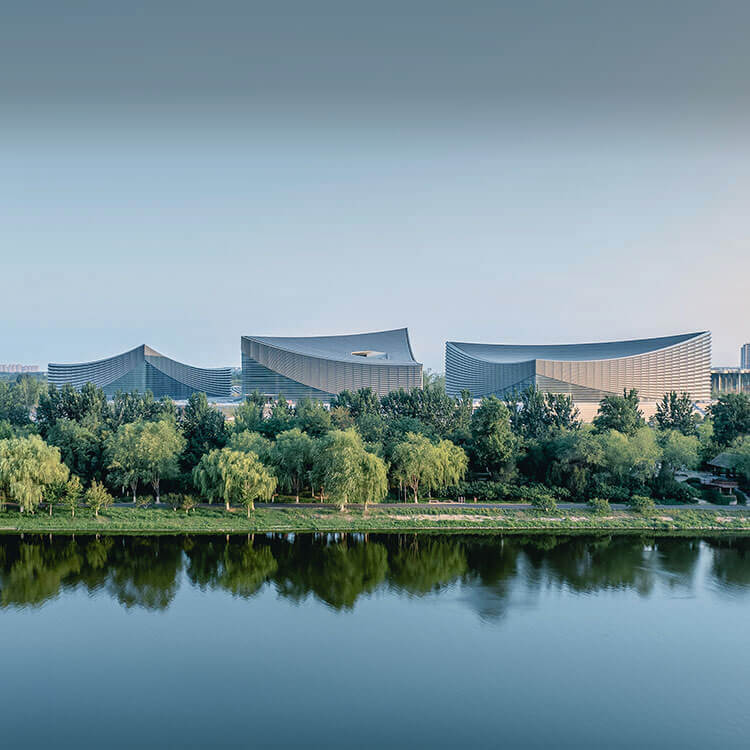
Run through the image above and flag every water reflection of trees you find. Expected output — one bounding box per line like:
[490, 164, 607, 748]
[0, 533, 745, 612]
[705, 538, 750, 589]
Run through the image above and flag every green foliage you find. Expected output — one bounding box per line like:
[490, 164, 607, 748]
[228, 431, 273, 463]
[46, 417, 107, 485]
[193, 447, 276, 513]
[598, 428, 660, 485]
[106, 419, 184, 502]
[331, 388, 381, 419]
[588, 497, 611, 514]
[293, 398, 331, 437]
[60, 475, 83, 517]
[470, 397, 517, 477]
[628, 495, 655, 515]
[702, 486, 732, 505]
[233, 398, 264, 434]
[180, 392, 227, 470]
[313, 429, 388, 510]
[0, 376, 43, 426]
[0, 435, 69, 512]
[530, 494, 557, 513]
[507, 386, 552, 440]
[181, 494, 198, 514]
[259, 396, 295, 438]
[659, 430, 699, 472]
[36, 382, 108, 436]
[711, 393, 750, 447]
[85, 480, 113, 517]
[732, 436, 750, 484]
[590, 478, 630, 502]
[651, 477, 699, 504]
[390, 432, 467, 503]
[165, 492, 199, 514]
[271, 428, 314, 501]
[593, 389, 644, 436]
[109, 391, 176, 429]
[654, 392, 696, 435]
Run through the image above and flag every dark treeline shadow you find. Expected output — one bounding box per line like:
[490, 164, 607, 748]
[0, 533, 744, 613]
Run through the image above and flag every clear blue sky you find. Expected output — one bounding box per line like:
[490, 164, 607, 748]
[2, 1, 749, 370]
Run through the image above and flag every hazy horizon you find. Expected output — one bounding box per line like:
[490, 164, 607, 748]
[3, 1, 749, 371]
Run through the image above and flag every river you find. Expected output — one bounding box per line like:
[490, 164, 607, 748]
[1, 533, 749, 748]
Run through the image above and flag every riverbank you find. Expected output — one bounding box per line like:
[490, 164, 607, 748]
[3, 504, 750, 534]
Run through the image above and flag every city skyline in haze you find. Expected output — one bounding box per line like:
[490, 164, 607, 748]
[3, 1, 749, 371]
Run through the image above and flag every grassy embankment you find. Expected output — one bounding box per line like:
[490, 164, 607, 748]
[3, 501, 750, 535]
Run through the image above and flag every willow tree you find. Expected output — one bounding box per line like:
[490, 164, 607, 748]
[271, 428, 313, 502]
[226, 452, 277, 516]
[192, 449, 228, 508]
[391, 433, 467, 503]
[313, 429, 386, 511]
[359, 450, 388, 513]
[0, 435, 69, 513]
[390, 432, 438, 503]
[193, 448, 276, 513]
[434, 439, 468, 497]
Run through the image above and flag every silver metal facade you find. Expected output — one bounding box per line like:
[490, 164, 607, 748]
[446, 332, 712, 402]
[48, 345, 232, 399]
[241, 328, 423, 400]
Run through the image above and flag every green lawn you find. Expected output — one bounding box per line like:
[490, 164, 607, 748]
[3, 504, 750, 535]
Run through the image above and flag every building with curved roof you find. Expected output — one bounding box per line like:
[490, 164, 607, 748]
[241, 328, 422, 401]
[48, 345, 232, 399]
[446, 332, 711, 403]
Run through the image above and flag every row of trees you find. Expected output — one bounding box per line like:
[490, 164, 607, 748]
[1, 373, 749, 514]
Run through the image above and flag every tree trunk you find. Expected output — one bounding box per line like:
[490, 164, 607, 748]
[131, 482, 137, 504]
[153, 478, 160, 503]
[413, 485, 419, 503]
[225, 500, 230, 511]
[247, 504, 251, 518]
[49, 503, 52, 516]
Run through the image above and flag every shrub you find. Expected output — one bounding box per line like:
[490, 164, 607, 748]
[652, 477, 700, 504]
[181, 495, 198, 514]
[591, 480, 630, 502]
[135, 495, 152, 508]
[529, 494, 557, 513]
[588, 497, 610, 515]
[703, 486, 732, 505]
[163, 493, 183, 511]
[629, 495, 655, 515]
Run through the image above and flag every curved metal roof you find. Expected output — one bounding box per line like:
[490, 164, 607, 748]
[447, 332, 708, 363]
[49, 344, 228, 375]
[242, 328, 421, 366]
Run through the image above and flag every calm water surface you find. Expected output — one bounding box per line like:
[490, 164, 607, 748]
[2, 532, 750, 748]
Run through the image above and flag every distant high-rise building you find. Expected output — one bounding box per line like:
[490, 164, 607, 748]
[0, 364, 40, 373]
[742, 343, 750, 369]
